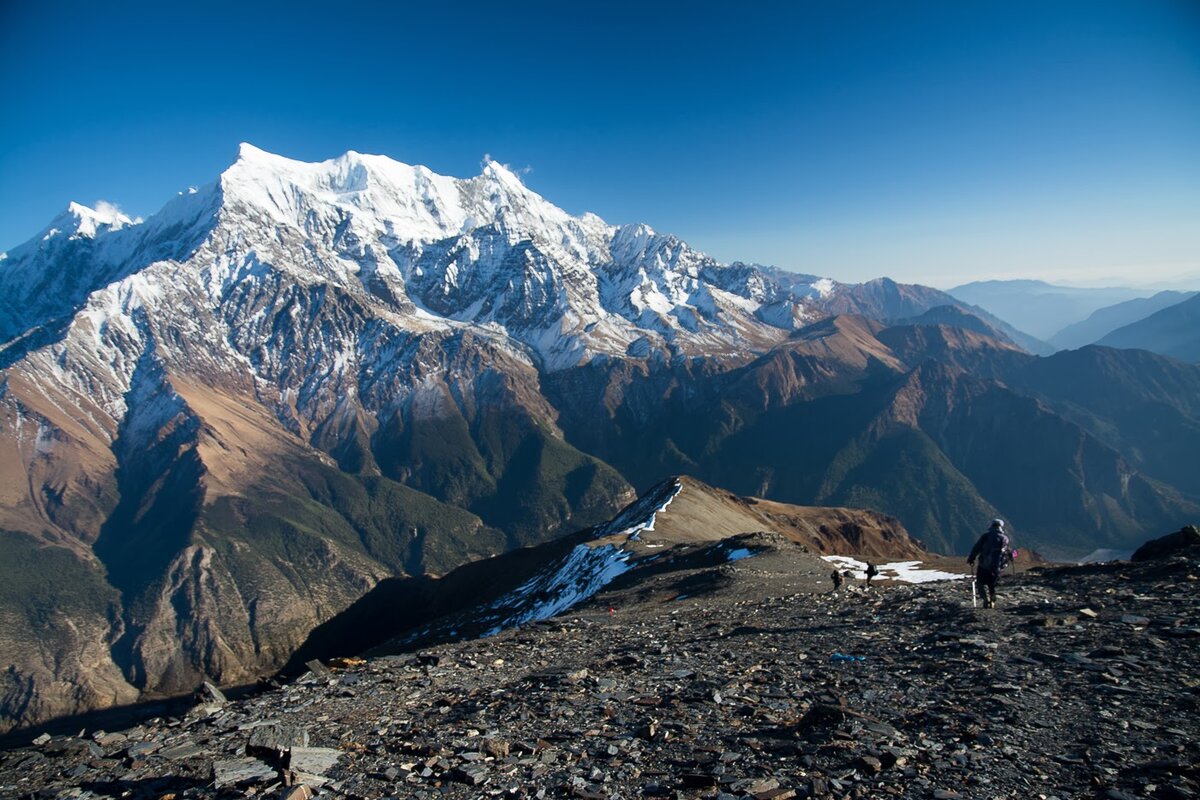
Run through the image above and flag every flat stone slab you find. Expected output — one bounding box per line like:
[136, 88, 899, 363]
[157, 742, 206, 760]
[248, 723, 309, 759]
[288, 746, 340, 776]
[213, 757, 277, 788]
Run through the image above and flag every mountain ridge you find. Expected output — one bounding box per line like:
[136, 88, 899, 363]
[1049, 289, 1197, 349]
[947, 279, 1154, 341]
[1096, 293, 1200, 363]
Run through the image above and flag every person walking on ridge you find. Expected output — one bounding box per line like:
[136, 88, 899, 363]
[968, 518, 1011, 608]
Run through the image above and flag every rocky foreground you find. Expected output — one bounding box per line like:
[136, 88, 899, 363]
[2, 549, 1198, 800]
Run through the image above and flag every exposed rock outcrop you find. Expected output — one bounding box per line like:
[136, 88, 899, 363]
[1132, 525, 1200, 561]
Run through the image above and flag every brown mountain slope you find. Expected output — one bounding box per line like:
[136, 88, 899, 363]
[546, 318, 1200, 556]
[5, 308, 1198, 733]
[605, 476, 925, 561]
[0, 336, 628, 734]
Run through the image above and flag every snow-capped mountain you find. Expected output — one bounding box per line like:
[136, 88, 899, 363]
[2, 144, 835, 376]
[0, 144, 861, 507]
[0, 144, 854, 732]
[6, 144, 1196, 735]
[0, 144, 926, 539]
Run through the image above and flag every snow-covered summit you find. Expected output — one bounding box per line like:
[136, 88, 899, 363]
[147, 144, 845, 367]
[33, 200, 138, 245]
[0, 144, 857, 436]
[218, 143, 577, 249]
[0, 144, 866, 497]
[223, 142, 464, 240]
[62, 201, 137, 237]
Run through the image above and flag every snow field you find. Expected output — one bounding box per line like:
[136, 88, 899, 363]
[823, 555, 966, 584]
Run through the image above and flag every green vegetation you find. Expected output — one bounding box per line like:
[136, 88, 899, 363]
[0, 531, 116, 634]
[825, 428, 999, 554]
[373, 404, 629, 548]
[202, 459, 505, 578]
[374, 407, 495, 507]
[472, 421, 630, 547]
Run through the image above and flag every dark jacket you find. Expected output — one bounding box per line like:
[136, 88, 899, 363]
[968, 528, 1010, 574]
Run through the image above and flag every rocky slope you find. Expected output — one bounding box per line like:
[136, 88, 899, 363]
[283, 475, 928, 669]
[4, 529, 1197, 800]
[2, 145, 1198, 733]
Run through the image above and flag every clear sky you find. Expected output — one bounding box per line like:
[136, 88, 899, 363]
[2, 0, 1198, 288]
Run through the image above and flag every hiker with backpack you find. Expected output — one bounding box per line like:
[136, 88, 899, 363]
[968, 518, 1012, 608]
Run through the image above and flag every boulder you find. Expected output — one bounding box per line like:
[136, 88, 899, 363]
[1131, 525, 1200, 562]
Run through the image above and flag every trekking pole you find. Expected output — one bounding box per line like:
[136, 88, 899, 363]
[971, 578, 977, 608]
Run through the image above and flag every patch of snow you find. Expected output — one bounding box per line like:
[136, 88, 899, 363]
[593, 479, 682, 540]
[1078, 549, 1132, 564]
[483, 543, 634, 635]
[707, 286, 762, 314]
[880, 561, 968, 584]
[823, 555, 966, 584]
[472, 480, 686, 637]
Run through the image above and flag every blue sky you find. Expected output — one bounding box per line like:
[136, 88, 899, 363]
[2, 0, 1197, 287]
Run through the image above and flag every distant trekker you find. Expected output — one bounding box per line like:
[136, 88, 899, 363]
[968, 518, 1011, 608]
[864, 563, 879, 585]
[831, 569, 843, 592]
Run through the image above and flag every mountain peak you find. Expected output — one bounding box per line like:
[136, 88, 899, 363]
[234, 141, 295, 165]
[230, 143, 409, 185]
[219, 145, 564, 244]
[476, 158, 552, 212]
[236, 141, 266, 159]
[481, 156, 520, 181]
[48, 200, 136, 239]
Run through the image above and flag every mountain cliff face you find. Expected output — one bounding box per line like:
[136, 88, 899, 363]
[2, 145, 1197, 732]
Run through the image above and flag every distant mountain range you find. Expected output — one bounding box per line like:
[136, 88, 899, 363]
[1050, 290, 1197, 350]
[1, 145, 1197, 732]
[948, 279, 1154, 341]
[1097, 292, 1200, 363]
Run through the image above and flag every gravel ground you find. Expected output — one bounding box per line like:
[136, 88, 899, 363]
[2, 545, 1197, 800]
